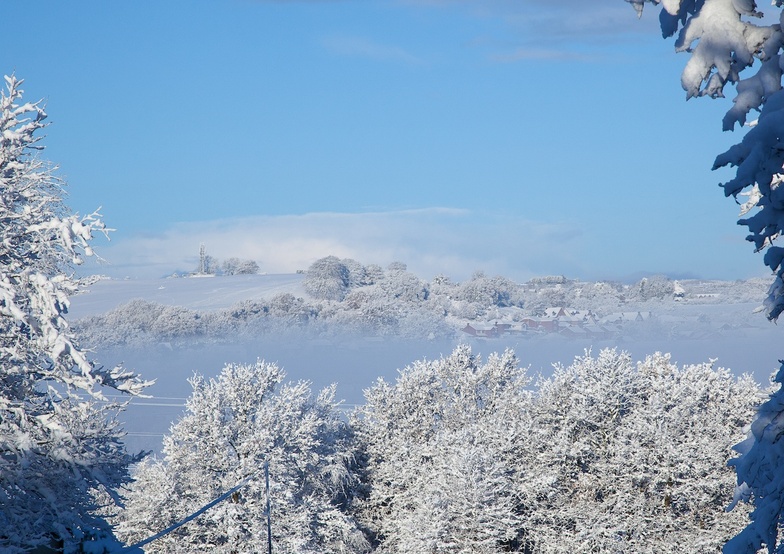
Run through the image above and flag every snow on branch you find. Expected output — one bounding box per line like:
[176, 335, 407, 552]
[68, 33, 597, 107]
[0, 73, 149, 552]
[629, 1, 784, 320]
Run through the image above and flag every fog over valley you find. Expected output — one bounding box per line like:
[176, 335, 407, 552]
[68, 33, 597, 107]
[69, 267, 781, 455]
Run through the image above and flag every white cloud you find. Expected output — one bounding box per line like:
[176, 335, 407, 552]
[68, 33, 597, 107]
[489, 47, 595, 63]
[322, 35, 425, 65]
[90, 208, 585, 281]
[393, 0, 664, 64]
[400, 0, 660, 38]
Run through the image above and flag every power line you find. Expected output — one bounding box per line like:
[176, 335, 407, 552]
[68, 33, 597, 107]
[118, 461, 273, 553]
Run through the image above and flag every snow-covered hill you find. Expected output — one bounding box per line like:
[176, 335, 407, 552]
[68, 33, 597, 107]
[68, 273, 305, 318]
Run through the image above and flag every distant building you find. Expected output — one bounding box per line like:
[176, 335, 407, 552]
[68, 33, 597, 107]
[461, 323, 501, 338]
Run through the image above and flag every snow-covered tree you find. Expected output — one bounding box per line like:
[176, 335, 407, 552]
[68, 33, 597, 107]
[724, 360, 784, 554]
[525, 350, 758, 553]
[633, 274, 675, 302]
[378, 265, 429, 303]
[0, 74, 148, 552]
[457, 271, 523, 307]
[364, 263, 385, 285]
[342, 257, 371, 288]
[117, 360, 369, 553]
[356, 346, 533, 552]
[266, 292, 312, 324]
[356, 345, 758, 553]
[304, 255, 350, 301]
[392, 435, 522, 554]
[151, 304, 204, 340]
[222, 257, 259, 275]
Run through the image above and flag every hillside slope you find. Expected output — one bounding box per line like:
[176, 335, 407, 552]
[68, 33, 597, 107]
[69, 273, 305, 318]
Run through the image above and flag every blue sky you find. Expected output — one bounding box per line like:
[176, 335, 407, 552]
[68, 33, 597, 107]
[1, 0, 768, 281]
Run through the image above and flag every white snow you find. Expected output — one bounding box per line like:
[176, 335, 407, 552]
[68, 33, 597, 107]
[68, 273, 305, 318]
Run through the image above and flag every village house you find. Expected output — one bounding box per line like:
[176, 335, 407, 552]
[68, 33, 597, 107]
[461, 307, 609, 340]
[461, 323, 503, 338]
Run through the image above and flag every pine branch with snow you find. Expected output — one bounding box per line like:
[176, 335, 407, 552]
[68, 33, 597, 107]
[629, 0, 784, 320]
[623, 4, 784, 549]
[0, 74, 149, 553]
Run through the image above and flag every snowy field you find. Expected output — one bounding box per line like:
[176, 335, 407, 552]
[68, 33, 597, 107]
[69, 274, 784, 455]
[68, 273, 306, 318]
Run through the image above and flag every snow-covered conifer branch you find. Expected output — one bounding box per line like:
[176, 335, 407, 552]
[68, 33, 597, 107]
[0, 74, 148, 552]
[625, 3, 784, 551]
[629, 0, 784, 320]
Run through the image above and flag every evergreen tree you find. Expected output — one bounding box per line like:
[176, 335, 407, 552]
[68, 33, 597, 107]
[0, 74, 148, 552]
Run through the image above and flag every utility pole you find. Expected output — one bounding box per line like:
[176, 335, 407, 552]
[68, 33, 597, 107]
[265, 460, 272, 554]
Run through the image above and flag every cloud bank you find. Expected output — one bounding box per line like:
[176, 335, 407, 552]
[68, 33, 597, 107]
[91, 209, 585, 281]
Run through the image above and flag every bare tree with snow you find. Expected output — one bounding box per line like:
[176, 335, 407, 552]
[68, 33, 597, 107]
[356, 345, 758, 553]
[526, 350, 757, 553]
[356, 346, 533, 552]
[117, 360, 369, 553]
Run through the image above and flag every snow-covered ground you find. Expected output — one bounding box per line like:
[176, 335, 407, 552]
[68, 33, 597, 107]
[69, 273, 305, 318]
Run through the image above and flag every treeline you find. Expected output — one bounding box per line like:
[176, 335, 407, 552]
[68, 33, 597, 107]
[114, 346, 759, 553]
[75, 258, 523, 345]
[189, 250, 260, 276]
[75, 256, 766, 347]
